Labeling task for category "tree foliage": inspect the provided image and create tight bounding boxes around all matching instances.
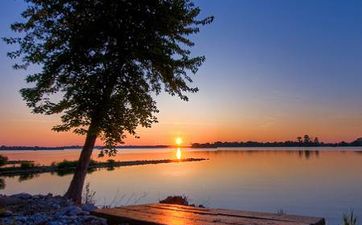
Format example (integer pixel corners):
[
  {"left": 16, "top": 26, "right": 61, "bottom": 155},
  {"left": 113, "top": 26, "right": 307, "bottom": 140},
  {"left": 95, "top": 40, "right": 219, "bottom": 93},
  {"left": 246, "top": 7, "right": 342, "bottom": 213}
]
[{"left": 4, "top": 0, "right": 213, "bottom": 154}]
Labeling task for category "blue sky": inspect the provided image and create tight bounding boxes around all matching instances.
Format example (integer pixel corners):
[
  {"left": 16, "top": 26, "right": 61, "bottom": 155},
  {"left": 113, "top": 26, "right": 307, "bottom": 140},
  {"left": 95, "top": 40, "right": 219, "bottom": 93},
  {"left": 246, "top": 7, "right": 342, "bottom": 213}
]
[{"left": 0, "top": 0, "right": 361, "bottom": 145}]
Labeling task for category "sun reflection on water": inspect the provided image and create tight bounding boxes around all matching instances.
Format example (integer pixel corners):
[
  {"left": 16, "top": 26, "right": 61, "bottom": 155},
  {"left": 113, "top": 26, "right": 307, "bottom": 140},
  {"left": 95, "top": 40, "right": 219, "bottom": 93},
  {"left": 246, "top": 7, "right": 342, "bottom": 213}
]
[{"left": 176, "top": 148, "right": 182, "bottom": 160}]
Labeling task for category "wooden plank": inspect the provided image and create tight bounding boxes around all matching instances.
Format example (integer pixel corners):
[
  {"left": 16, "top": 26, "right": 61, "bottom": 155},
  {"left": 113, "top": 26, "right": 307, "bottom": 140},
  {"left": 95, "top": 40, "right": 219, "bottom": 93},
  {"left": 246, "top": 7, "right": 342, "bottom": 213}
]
[
  {"left": 122, "top": 204, "right": 324, "bottom": 225},
  {"left": 91, "top": 204, "right": 325, "bottom": 225},
  {"left": 92, "top": 207, "right": 229, "bottom": 225},
  {"left": 147, "top": 204, "right": 325, "bottom": 225},
  {"left": 111, "top": 205, "right": 313, "bottom": 225},
  {"left": 92, "top": 205, "right": 324, "bottom": 225}
]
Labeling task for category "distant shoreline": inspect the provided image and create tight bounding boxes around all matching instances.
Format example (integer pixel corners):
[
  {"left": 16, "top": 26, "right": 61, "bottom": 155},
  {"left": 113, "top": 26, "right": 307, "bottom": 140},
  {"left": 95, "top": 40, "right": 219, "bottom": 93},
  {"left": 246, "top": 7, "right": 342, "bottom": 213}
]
[
  {"left": 1, "top": 136, "right": 362, "bottom": 151},
  {"left": 0, "top": 145, "right": 171, "bottom": 151},
  {"left": 191, "top": 137, "right": 362, "bottom": 148},
  {"left": 2, "top": 145, "right": 362, "bottom": 151}
]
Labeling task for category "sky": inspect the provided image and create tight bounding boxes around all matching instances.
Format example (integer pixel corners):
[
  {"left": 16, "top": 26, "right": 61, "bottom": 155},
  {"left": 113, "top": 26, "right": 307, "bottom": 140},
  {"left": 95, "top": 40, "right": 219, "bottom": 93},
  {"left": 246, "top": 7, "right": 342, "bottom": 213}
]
[{"left": 0, "top": 0, "right": 362, "bottom": 146}]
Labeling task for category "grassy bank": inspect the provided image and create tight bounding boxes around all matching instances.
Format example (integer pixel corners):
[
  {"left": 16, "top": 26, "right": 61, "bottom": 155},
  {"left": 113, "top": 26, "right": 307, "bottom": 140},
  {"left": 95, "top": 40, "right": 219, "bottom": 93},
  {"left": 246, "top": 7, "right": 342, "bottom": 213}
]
[{"left": 0, "top": 158, "right": 207, "bottom": 177}]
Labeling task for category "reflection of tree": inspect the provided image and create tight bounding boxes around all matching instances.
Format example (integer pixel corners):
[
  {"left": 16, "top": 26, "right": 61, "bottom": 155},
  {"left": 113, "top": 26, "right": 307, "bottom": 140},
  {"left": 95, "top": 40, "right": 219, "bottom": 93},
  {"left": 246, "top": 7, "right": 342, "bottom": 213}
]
[
  {"left": 204, "top": 149, "right": 321, "bottom": 160},
  {"left": 298, "top": 150, "right": 320, "bottom": 160},
  {"left": 18, "top": 173, "right": 40, "bottom": 182},
  {"left": 56, "top": 169, "right": 75, "bottom": 177},
  {"left": 106, "top": 166, "right": 115, "bottom": 171},
  {"left": 56, "top": 168, "right": 96, "bottom": 177},
  {"left": 0, "top": 178, "right": 5, "bottom": 189}
]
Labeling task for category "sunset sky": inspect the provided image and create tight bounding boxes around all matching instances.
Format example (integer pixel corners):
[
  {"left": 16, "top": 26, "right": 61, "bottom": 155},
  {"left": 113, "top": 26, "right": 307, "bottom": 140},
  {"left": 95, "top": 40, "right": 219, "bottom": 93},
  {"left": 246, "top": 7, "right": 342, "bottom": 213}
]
[{"left": 0, "top": 0, "right": 362, "bottom": 146}]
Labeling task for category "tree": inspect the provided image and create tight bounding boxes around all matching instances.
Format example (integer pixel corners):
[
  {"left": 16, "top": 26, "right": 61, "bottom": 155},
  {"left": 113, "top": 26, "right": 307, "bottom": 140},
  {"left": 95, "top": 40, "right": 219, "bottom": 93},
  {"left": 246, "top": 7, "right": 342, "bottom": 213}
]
[
  {"left": 297, "top": 136, "right": 302, "bottom": 143},
  {"left": 5, "top": 0, "right": 213, "bottom": 203},
  {"left": 303, "top": 135, "right": 311, "bottom": 144},
  {"left": 313, "top": 137, "right": 319, "bottom": 145}
]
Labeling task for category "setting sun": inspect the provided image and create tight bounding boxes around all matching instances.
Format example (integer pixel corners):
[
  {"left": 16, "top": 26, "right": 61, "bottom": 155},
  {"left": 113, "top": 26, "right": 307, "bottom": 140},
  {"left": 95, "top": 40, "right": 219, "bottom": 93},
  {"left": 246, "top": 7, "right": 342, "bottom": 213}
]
[{"left": 175, "top": 137, "right": 183, "bottom": 146}]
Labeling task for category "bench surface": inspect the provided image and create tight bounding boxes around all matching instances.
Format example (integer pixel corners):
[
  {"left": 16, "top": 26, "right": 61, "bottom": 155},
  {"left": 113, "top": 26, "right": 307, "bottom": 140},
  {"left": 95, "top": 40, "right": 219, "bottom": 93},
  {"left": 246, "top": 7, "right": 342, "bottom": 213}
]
[{"left": 91, "top": 203, "right": 325, "bottom": 225}]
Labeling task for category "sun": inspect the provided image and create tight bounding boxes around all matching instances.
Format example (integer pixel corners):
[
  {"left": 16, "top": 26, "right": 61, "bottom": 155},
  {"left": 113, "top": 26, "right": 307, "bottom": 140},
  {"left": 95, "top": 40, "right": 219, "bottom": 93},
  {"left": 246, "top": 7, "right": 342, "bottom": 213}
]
[{"left": 175, "top": 137, "right": 183, "bottom": 146}]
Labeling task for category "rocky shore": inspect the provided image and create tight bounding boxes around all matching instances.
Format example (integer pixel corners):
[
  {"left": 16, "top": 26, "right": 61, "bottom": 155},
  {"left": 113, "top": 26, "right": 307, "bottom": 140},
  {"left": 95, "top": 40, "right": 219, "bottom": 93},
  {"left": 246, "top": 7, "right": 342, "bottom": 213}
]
[{"left": 0, "top": 193, "right": 106, "bottom": 225}]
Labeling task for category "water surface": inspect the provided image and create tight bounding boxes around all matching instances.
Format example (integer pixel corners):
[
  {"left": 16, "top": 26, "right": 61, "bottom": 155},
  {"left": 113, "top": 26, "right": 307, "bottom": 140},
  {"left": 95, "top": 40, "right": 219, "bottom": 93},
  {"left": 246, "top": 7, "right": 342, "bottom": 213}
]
[{"left": 1, "top": 147, "right": 362, "bottom": 225}]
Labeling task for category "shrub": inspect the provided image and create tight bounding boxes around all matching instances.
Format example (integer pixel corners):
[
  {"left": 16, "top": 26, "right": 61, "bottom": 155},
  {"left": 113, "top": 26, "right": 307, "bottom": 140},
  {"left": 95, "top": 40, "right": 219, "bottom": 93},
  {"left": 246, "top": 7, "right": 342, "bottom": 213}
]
[
  {"left": 56, "top": 160, "right": 78, "bottom": 169},
  {"left": 57, "top": 159, "right": 97, "bottom": 169},
  {"left": 159, "top": 195, "right": 189, "bottom": 206},
  {"left": 89, "top": 159, "right": 97, "bottom": 166},
  {"left": 20, "top": 161, "right": 35, "bottom": 169},
  {"left": 0, "top": 155, "right": 8, "bottom": 167}
]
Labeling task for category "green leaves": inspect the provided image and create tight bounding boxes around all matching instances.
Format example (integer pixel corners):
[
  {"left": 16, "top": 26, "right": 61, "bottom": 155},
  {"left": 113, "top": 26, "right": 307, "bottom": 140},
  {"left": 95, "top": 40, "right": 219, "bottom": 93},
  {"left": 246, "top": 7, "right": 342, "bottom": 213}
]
[{"left": 6, "top": 0, "right": 213, "bottom": 151}]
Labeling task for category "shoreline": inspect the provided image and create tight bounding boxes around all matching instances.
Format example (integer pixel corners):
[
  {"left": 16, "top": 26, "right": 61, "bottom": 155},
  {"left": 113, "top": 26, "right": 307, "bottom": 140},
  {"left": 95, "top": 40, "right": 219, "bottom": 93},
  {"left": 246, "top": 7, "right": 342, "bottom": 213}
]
[{"left": 0, "top": 145, "right": 172, "bottom": 151}]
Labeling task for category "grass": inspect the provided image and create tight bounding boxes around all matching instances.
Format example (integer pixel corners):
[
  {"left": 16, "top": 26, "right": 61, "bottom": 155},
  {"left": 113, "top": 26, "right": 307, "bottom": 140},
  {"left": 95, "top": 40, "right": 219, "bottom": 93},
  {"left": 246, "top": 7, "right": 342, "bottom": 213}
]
[
  {"left": 343, "top": 210, "right": 357, "bottom": 225},
  {"left": 83, "top": 182, "right": 96, "bottom": 205}
]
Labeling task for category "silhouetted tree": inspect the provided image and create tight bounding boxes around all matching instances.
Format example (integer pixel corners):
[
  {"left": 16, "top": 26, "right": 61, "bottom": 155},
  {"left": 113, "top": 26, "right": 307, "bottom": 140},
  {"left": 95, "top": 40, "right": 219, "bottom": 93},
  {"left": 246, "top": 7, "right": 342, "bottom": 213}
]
[
  {"left": 303, "top": 135, "right": 311, "bottom": 144},
  {"left": 297, "top": 137, "right": 302, "bottom": 144},
  {"left": 314, "top": 137, "right": 319, "bottom": 145},
  {"left": 5, "top": 0, "right": 213, "bottom": 203}
]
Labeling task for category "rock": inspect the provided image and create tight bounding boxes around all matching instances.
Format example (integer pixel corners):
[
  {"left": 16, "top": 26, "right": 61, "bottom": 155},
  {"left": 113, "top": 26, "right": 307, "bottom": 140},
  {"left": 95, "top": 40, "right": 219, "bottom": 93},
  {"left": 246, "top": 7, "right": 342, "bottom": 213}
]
[
  {"left": 56, "top": 205, "right": 83, "bottom": 216},
  {"left": 10, "top": 193, "right": 32, "bottom": 199},
  {"left": 81, "top": 203, "right": 97, "bottom": 212},
  {"left": 48, "top": 221, "right": 64, "bottom": 225},
  {"left": 29, "top": 212, "right": 48, "bottom": 224},
  {"left": 51, "top": 203, "right": 61, "bottom": 209},
  {"left": 82, "top": 215, "right": 107, "bottom": 225},
  {"left": 78, "top": 211, "right": 90, "bottom": 216},
  {"left": 0, "top": 196, "right": 22, "bottom": 207},
  {"left": 33, "top": 195, "right": 41, "bottom": 199},
  {"left": 0, "top": 193, "right": 106, "bottom": 225},
  {"left": 0, "top": 210, "right": 13, "bottom": 217}
]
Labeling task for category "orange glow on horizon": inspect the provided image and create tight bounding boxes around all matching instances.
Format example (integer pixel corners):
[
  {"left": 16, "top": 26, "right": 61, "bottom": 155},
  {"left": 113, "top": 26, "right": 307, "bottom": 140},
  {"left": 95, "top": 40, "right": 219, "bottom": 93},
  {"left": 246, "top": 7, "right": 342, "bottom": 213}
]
[{"left": 0, "top": 111, "right": 361, "bottom": 146}]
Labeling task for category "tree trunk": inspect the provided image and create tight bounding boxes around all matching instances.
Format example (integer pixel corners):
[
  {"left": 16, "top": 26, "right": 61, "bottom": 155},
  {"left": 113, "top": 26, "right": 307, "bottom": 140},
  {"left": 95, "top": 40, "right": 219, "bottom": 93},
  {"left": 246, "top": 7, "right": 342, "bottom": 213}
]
[{"left": 64, "top": 122, "right": 98, "bottom": 204}]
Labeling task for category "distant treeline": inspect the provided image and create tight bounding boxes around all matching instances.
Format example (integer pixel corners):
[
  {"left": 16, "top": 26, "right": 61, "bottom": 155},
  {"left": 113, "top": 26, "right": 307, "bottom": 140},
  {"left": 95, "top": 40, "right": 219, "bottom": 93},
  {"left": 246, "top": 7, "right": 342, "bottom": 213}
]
[
  {"left": 0, "top": 145, "right": 79, "bottom": 151},
  {"left": 0, "top": 145, "right": 169, "bottom": 151},
  {"left": 191, "top": 135, "right": 362, "bottom": 148}
]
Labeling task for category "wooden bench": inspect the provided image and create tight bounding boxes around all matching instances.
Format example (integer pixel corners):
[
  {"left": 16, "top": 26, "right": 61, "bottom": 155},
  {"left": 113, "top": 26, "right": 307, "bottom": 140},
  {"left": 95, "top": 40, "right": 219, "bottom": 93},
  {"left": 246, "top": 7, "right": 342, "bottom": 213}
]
[{"left": 91, "top": 203, "right": 325, "bottom": 225}]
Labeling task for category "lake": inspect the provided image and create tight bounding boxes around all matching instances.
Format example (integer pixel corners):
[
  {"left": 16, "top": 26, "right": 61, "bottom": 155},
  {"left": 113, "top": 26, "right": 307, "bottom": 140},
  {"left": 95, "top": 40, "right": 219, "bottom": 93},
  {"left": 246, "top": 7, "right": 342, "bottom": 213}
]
[{"left": 1, "top": 147, "right": 362, "bottom": 225}]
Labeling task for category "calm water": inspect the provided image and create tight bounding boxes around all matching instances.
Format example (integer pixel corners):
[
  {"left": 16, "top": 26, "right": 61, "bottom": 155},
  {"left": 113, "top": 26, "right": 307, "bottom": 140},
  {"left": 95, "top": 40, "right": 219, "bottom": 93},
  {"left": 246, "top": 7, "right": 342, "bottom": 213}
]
[{"left": 2, "top": 147, "right": 362, "bottom": 225}]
